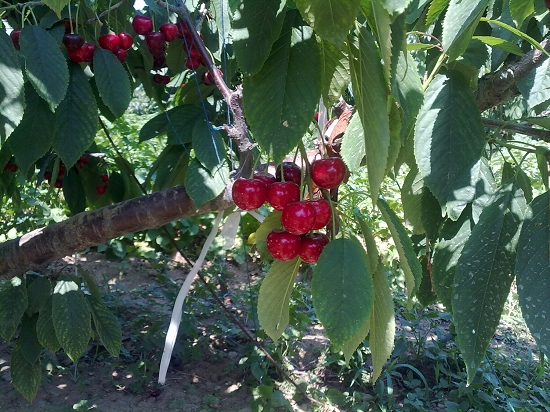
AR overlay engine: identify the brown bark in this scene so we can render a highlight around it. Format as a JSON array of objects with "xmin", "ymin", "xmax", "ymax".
[{"xmin": 0, "ymin": 186, "xmax": 233, "ymax": 280}]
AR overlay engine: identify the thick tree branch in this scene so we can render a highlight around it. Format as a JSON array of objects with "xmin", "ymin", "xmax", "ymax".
[
  {"xmin": 0, "ymin": 186, "xmax": 233, "ymax": 280},
  {"xmin": 482, "ymin": 118, "xmax": 550, "ymax": 142}
]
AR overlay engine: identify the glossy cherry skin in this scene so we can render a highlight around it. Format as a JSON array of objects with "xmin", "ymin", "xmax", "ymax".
[
  {"xmin": 96, "ymin": 185, "xmax": 107, "ymax": 195},
  {"xmin": 118, "ymin": 32, "xmax": 133, "ymax": 50},
  {"xmin": 10, "ymin": 29, "xmax": 21, "ymax": 50},
  {"xmin": 63, "ymin": 33, "xmax": 84, "ymax": 50},
  {"xmin": 68, "ymin": 43, "xmax": 96, "ymax": 62},
  {"xmin": 145, "ymin": 31, "xmax": 165, "ymax": 51},
  {"xmin": 299, "ymin": 233, "xmax": 329, "ymax": 264},
  {"xmin": 115, "ymin": 49, "xmax": 127, "ymax": 63},
  {"xmin": 160, "ymin": 23, "xmax": 179, "ymax": 42},
  {"xmin": 310, "ymin": 157, "xmax": 347, "ymax": 189},
  {"xmin": 267, "ymin": 181, "xmax": 300, "ymax": 211},
  {"xmin": 132, "ymin": 15, "xmax": 153, "ymax": 35},
  {"xmin": 276, "ymin": 162, "xmax": 302, "ymax": 186},
  {"xmin": 153, "ymin": 74, "xmax": 171, "ymax": 85},
  {"xmin": 232, "ymin": 178, "xmax": 267, "ymax": 211},
  {"xmin": 99, "ymin": 34, "xmax": 120, "ymax": 52},
  {"xmin": 282, "ymin": 201, "xmax": 316, "ymax": 235},
  {"xmin": 267, "ymin": 230, "xmax": 301, "ymax": 261},
  {"xmin": 185, "ymin": 56, "xmax": 200, "ymax": 70},
  {"xmin": 253, "ymin": 172, "xmax": 276, "ymax": 187},
  {"xmin": 309, "ymin": 199, "xmax": 331, "ymax": 229}
]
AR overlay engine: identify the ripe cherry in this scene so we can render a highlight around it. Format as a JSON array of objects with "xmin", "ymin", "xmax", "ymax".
[
  {"xmin": 10, "ymin": 29, "xmax": 21, "ymax": 50},
  {"xmin": 132, "ymin": 15, "xmax": 153, "ymax": 35},
  {"xmin": 232, "ymin": 178, "xmax": 267, "ymax": 211},
  {"xmin": 82, "ymin": 43, "xmax": 97, "ymax": 62},
  {"xmin": 96, "ymin": 185, "xmax": 107, "ymax": 195},
  {"xmin": 309, "ymin": 199, "xmax": 331, "ymax": 230},
  {"xmin": 310, "ymin": 157, "xmax": 347, "ymax": 189},
  {"xmin": 146, "ymin": 31, "xmax": 165, "ymax": 52},
  {"xmin": 69, "ymin": 43, "xmax": 96, "ymax": 62},
  {"xmin": 160, "ymin": 23, "xmax": 179, "ymax": 42},
  {"xmin": 253, "ymin": 172, "xmax": 276, "ymax": 187},
  {"xmin": 185, "ymin": 56, "xmax": 200, "ymax": 70},
  {"xmin": 99, "ymin": 34, "xmax": 120, "ymax": 52},
  {"xmin": 115, "ymin": 49, "xmax": 127, "ymax": 63},
  {"xmin": 276, "ymin": 162, "xmax": 301, "ymax": 186},
  {"xmin": 118, "ymin": 32, "xmax": 133, "ymax": 50},
  {"xmin": 153, "ymin": 54, "xmax": 166, "ymax": 68},
  {"xmin": 79, "ymin": 155, "xmax": 90, "ymax": 164},
  {"xmin": 63, "ymin": 33, "xmax": 84, "ymax": 50},
  {"xmin": 299, "ymin": 233, "xmax": 329, "ymax": 264},
  {"xmin": 281, "ymin": 201, "xmax": 316, "ymax": 235},
  {"xmin": 153, "ymin": 74, "xmax": 171, "ymax": 85},
  {"xmin": 54, "ymin": 179, "xmax": 63, "ymax": 189},
  {"xmin": 266, "ymin": 230, "xmax": 301, "ymax": 261},
  {"xmin": 100, "ymin": 174, "xmax": 109, "ymax": 183},
  {"xmin": 267, "ymin": 181, "xmax": 300, "ymax": 211},
  {"xmin": 8, "ymin": 164, "xmax": 18, "ymax": 173}
]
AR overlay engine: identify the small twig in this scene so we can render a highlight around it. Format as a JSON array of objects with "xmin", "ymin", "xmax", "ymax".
[
  {"xmin": 0, "ymin": 0, "xmax": 43, "ymax": 12},
  {"xmin": 86, "ymin": 0, "xmax": 126, "ymax": 24},
  {"xmin": 482, "ymin": 118, "xmax": 550, "ymax": 142},
  {"xmin": 408, "ymin": 30, "xmax": 443, "ymax": 52}
]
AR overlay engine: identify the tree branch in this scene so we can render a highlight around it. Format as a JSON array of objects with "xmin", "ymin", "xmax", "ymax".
[{"xmin": 482, "ymin": 118, "xmax": 550, "ymax": 142}]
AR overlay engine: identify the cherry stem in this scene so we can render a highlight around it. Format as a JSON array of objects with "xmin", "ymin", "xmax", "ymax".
[{"xmin": 298, "ymin": 141, "xmax": 313, "ymax": 200}]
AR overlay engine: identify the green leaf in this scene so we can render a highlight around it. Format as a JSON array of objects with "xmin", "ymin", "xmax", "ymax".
[
  {"xmin": 93, "ymin": 48, "xmax": 131, "ymax": 118},
  {"xmin": 87, "ymin": 295, "xmax": 121, "ymax": 357},
  {"xmin": 52, "ymin": 280, "xmax": 92, "ymax": 362},
  {"xmin": 501, "ymin": 161, "xmax": 533, "ymax": 204},
  {"xmin": 341, "ymin": 318, "xmax": 370, "ymax": 365},
  {"xmin": 354, "ymin": 212, "xmax": 380, "ymax": 274},
  {"xmin": 416, "ymin": 256, "xmax": 437, "ymax": 307},
  {"xmin": 0, "ymin": 30, "xmax": 25, "ymax": 144},
  {"xmin": 341, "ymin": 111, "xmax": 365, "ymax": 172},
  {"xmin": 41, "ymin": 0, "xmax": 70, "ymax": 17},
  {"xmin": 380, "ymin": 0, "xmax": 413, "ymax": 15},
  {"xmin": 421, "ymin": 187, "xmax": 444, "ymax": 241},
  {"xmin": 20, "ymin": 25, "xmax": 68, "ymax": 109},
  {"xmin": 516, "ymin": 190, "xmax": 550, "ymax": 357},
  {"xmin": 253, "ymin": 210, "xmax": 282, "ymax": 260},
  {"xmin": 537, "ymin": 152, "xmax": 549, "ymax": 191},
  {"xmin": 453, "ymin": 184, "xmax": 527, "ymax": 384},
  {"xmin": 139, "ymin": 105, "xmax": 202, "ymax": 143},
  {"xmin": 414, "ymin": 72, "xmax": 485, "ymax": 220},
  {"xmin": 232, "ymin": 0, "xmax": 286, "ymax": 76},
  {"xmin": 518, "ymin": 59, "xmax": 550, "ymax": 110},
  {"xmin": 192, "ymin": 120, "xmax": 227, "ymax": 173},
  {"xmin": 472, "ymin": 36, "xmax": 523, "ymax": 56},
  {"xmin": 26, "ymin": 276, "xmax": 51, "ymax": 315},
  {"xmin": 15, "ymin": 314, "xmax": 42, "ymax": 364},
  {"xmin": 441, "ymin": 0, "xmax": 490, "ymax": 61},
  {"xmin": 386, "ymin": 102, "xmax": 402, "ymax": 174},
  {"xmin": 36, "ymin": 296, "xmax": 61, "ymax": 353},
  {"xmin": 426, "ymin": 0, "xmax": 450, "ymax": 25},
  {"xmin": 371, "ymin": 0, "xmax": 392, "ymax": 84},
  {"xmin": 243, "ymin": 9, "xmax": 321, "ymax": 163},
  {"xmin": 401, "ymin": 166, "xmax": 425, "ymax": 234},
  {"xmin": 523, "ymin": 117, "xmax": 550, "ymax": 130},
  {"xmin": 79, "ymin": 267, "xmax": 101, "ymax": 301},
  {"xmin": 0, "ymin": 276, "xmax": 27, "ymax": 341},
  {"xmin": 257, "ymin": 258, "xmax": 301, "ymax": 342},
  {"xmin": 481, "ymin": 17, "xmax": 548, "ymax": 56},
  {"xmin": 378, "ymin": 198, "xmax": 422, "ymax": 303},
  {"xmin": 318, "ymin": 38, "xmax": 351, "ymax": 108},
  {"xmin": 312, "ymin": 238, "xmax": 374, "ymax": 348},
  {"xmin": 150, "ymin": 145, "xmax": 189, "ymax": 190},
  {"xmin": 10, "ymin": 345, "xmax": 41, "ymax": 402},
  {"xmin": 394, "ymin": 51, "xmax": 423, "ymax": 141},
  {"xmin": 184, "ymin": 158, "xmax": 228, "ymax": 209},
  {"xmin": 348, "ymin": 25, "xmax": 390, "ymax": 202},
  {"xmin": 370, "ymin": 267, "xmax": 395, "ymax": 383},
  {"xmin": 166, "ymin": 38, "xmax": 187, "ymax": 74},
  {"xmin": 63, "ymin": 168, "xmax": 86, "ymax": 215},
  {"xmin": 296, "ymin": 0, "xmax": 360, "ymax": 46},
  {"xmin": 53, "ymin": 63, "xmax": 98, "ymax": 168}
]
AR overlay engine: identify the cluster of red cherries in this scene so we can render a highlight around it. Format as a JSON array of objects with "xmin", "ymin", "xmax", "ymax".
[
  {"xmin": 232, "ymin": 158, "xmax": 347, "ymax": 264},
  {"xmin": 2, "ymin": 160, "xmax": 18, "ymax": 173}
]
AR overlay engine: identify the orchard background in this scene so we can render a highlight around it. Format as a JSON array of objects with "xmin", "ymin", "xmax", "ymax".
[{"xmin": 1, "ymin": 0, "xmax": 550, "ymax": 410}]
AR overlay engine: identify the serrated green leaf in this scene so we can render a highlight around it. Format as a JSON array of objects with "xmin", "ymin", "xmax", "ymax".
[
  {"xmin": 414, "ymin": 72, "xmax": 485, "ymax": 220},
  {"xmin": 394, "ymin": 50, "xmax": 423, "ymax": 142},
  {"xmin": 87, "ymin": 295, "xmax": 121, "ymax": 357},
  {"xmin": 371, "ymin": 0, "xmax": 392, "ymax": 84},
  {"xmin": 523, "ymin": 117, "xmax": 550, "ymax": 130},
  {"xmin": 296, "ymin": 0, "xmax": 360, "ymax": 47},
  {"xmin": 243, "ymin": 9, "xmax": 321, "ymax": 163},
  {"xmin": 401, "ymin": 166, "xmax": 425, "ymax": 234},
  {"xmin": 184, "ymin": 158, "xmax": 228, "ymax": 209},
  {"xmin": 421, "ymin": 187, "xmax": 444, "ymax": 241},
  {"xmin": 20, "ymin": 25, "xmax": 68, "ymax": 109},
  {"xmin": 516, "ymin": 190, "xmax": 550, "ymax": 357},
  {"xmin": 93, "ymin": 49, "xmax": 131, "ymax": 118},
  {"xmin": 518, "ymin": 59, "xmax": 550, "ymax": 110},
  {"xmin": 192, "ymin": 120, "xmax": 227, "ymax": 173},
  {"xmin": 537, "ymin": 152, "xmax": 549, "ymax": 191},
  {"xmin": 426, "ymin": 0, "xmax": 450, "ymax": 25},
  {"xmin": 341, "ymin": 318, "xmax": 370, "ymax": 365},
  {"xmin": 139, "ymin": 105, "xmax": 202, "ymax": 143},
  {"xmin": 166, "ymin": 38, "xmax": 186, "ymax": 73},
  {"xmin": 52, "ymin": 280, "xmax": 92, "ymax": 362},
  {"xmin": 349, "ymin": 25, "xmax": 390, "ymax": 203},
  {"xmin": 253, "ymin": 210, "xmax": 282, "ymax": 260},
  {"xmin": 41, "ymin": 0, "xmax": 70, "ymax": 17},
  {"xmin": 7, "ymin": 83, "xmax": 56, "ymax": 175},
  {"xmin": 502, "ymin": 162, "xmax": 533, "ymax": 203},
  {"xmin": 62, "ymin": 168, "xmax": 86, "ymax": 215},
  {"xmin": 441, "ymin": 0, "xmax": 490, "ymax": 61},
  {"xmin": 354, "ymin": 212, "xmax": 380, "ymax": 274},
  {"xmin": 416, "ymin": 256, "xmax": 437, "ymax": 307},
  {"xmin": 380, "ymin": 0, "xmax": 413, "ymax": 15},
  {"xmin": 318, "ymin": 38, "xmax": 351, "ymax": 108},
  {"xmin": 0, "ymin": 30, "xmax": 25, "ymax": 144},
  {"xmin": 370, "ymin": 267, "xmax": 395, "ymax": 382},
  {"xmin": 232, "ymin": 0, "xmax": 286, "ymax": 76},
  {"xmin": 53, "ymin": 63, "xmax": 98, "ymax": 168},
  {"xmin": 378, "ymin": 198, "xmax": 422, "ymax": 303},
  {"xmin": 36, "ymin": 296, "xmax": 60, "ymax": 353},
  {"xmin": 386, "ymin": 102, "xmax": 402, "ymax": 174},
  {"xmin": 10, "ymin": 345, "xmax": 41, "ymax": 402},
  {"xmin": 26, "ymin": 276, "xmax": 51, "ymax": 315},
  {"xmin": 472, "ymin": 36, "xmax": 523, "ymax": 56},
  {"xmin": 258, "ymin": 258, "xmax": 300, "ymax": 342},
  {"xmin": 453, "ymin": 184, "xmax": 527, "ymax": 384},
  {"xmin": 150, "ymin": 145, "xmax": 189, "ymax": 190},
  {"xmin": 341, "ymin": 111, "xmax": 365, "ymax": 172},
  {"xmin": 79, "ymin": 267, "xmax": 101, "ymax": 301},
  {"xmin": 472, "ymin": 158, "xmax": 497, "ymax": 223},
  {"xmin": 481, "ymin": 17, "xmax": 548, "ymax": 56},
  {"xmin": 312, "ymin": 238, "xmax": 374, "ymax": 348},
  {"xmin": 0, "ymin": 276, "xmax": 27, "ymax": 341},
  {"xmin": 15, "ymin": 314, "xmax": 42, "ymax": 364}
]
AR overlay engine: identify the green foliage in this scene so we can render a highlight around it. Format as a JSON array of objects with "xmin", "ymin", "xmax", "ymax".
[{"xmin": 0, "ymin": 30, "xmax": 24, "ymax": 143}]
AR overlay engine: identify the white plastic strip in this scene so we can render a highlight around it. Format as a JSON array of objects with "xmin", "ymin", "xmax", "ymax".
[
  {"xmin": 247, "ymin": 210, "xmax": 265, "ymax": 223},
  {"xmin": 219, "ymin": 211, "xmax": 241, "ymax": 250},
  {"xmin": 158, "ymin": 211, "xmax": 224, "ymax": 385}
]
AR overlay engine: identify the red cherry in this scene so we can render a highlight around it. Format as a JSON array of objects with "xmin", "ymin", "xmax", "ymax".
[
  {"xmin": 63, "ymin": 33, "xmax": 84, "ymax": 50},
  {"xmin": 267, "ymin": 182, "xmax": 300, "ymax": 211},
  {"xmin": 202, "ymin": 69, "xmax": 223, "ymax": 86},
  {"xmin": 10, "ymin": 29, "xmax": 21, "ymax": 50},
  {"xmin": 160, "ymin": 23, "xmax": 179, "ymax": 42},
  {"xmin": 59, "ymin": 163, "xmax": 66, "ymax": 172},
  {"xmin": 3, "ymin": 162, "xmax": 10, "ymax": 171},
  {"xmin": 153, "ymin": 74, "xmax": 171, "ymax": 85},
  {"xmin": 132, "ymin": 15, "xmax": 153, "ymax": 35},
  {"xmin": 176, "ymin": 20, "xmax": 190, "ymax": 38},
  {"xmin": 146, "ymin": 31, "xmax": 165, "ymax": 51},
  {"xmin": 309, "ymin": 199, "xmax": 331, "ymax": 230},
  {"xmin": 185, "ymin": 56, "xmax": 200, "ymax": 70},
  {"xmin": 253, "ymin": 172, "xmax": 276, "ymax": 187},
  {"xmin": 281, "ymin": 201, "xmax": 316, "ymax": 235},
  {"xmin": 232, "ymin": 178, "xmax": 267, "ymax": 211},
  {"xmin": 96, "ymin": 185, "xmax": 107, "ymax": 195},
  {"xmin": 8, "ymin": 164, "xmax": 18, "ymax": 173},
  {"xmin": 99, "ymin": 34, "xmax": 120, "ymax": 52},
  {"xmin": 82, "ymin": 43, "xmax": 97, "ymax": 62},
  {"xmin": 266, "ymin": 230, "xmax": 301, "ymax": 261},
  {"xmin": 115, "ymin": 49, "xmax": 127, "ymax": 63},
  {"xmin": 276, "ymin": 162, "xmax": 302, "ymax": 186},
  {"xmin": 79, "ymin": 155, "xmax": 90, "ymax": 164},
  {"xmin": 153, "ymin": 54, "xmax": 166, "ymax": 68},
  {"xmin": 118, "ymin": 32, "xmax": 133, "ymax": 50},
  {"xmin": 188, "ymin": 47, "xmax": 201, "ymax": 60},
  {"xmin": 546, "ymin": 0, "xmax": 550, "ymax": 11},
  {"xmin": 299, "ymin": 233, "xmax": 329, "ymax": 264},
  {"xmin": 100, "ymin": 174, "xmax": 109, "ymax": 183},
  {"xmin": 310, "ymin": 158, "xmax": 347, "ymax": 189},
  {"xmin": 63, "ymin": 19, "xmax": 76, "ymax": 34},
  {"xmin": 54, "ymin": 179, "xmax": 63, "ymax": 188},
  {"xmin": 69, "ymin": 43, "xmax": 96, "ymax": 62}
]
